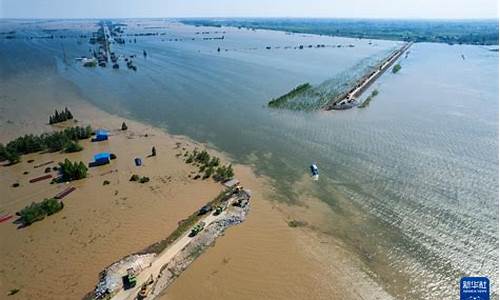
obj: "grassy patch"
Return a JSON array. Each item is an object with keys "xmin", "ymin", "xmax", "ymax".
[{"xmin": 268, "ymin": 83, "xmax": 312, "ymax": 108}]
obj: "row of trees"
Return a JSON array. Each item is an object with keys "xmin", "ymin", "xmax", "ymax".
[
  {"xmin": 18, "ymin": 198, "xmax": 64, "ymax": 226},
  {"xmin": 58, "ymin": 159, "xmax": 88, "ymax": 181},
  {"xmin": 185, "ymin": 149, "xmax": 234, "ymax": 181},
  {"xmin": 49, "ymin": 108, "xmax": 73, "ymax": 124},
  {"xmin": 0, "ymin": 125, "xmax": 92, "ymax": 164}
]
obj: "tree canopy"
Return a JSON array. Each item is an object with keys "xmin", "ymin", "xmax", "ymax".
[{"xmin": 49, "ymin": 107, "xmax": 74, "ymax": 124}]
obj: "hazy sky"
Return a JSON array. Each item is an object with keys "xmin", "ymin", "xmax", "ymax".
[{"xmin": 1, "ymin": 0, "xmax": 498, "ymax": 19}]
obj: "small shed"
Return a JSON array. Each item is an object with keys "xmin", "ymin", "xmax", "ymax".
[
  {"xmin": 95, "ymin": 129, "xmax": 109, "ymax": 141},
  {"xmin": 223, "ymin": 178, "xmax": 240, "ymax": 188},
  {"xmin": 94, "ymin": 152, "xmax": 111, "ymax": 165}
]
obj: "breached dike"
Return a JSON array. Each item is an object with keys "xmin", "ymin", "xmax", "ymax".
[
  {"xmin": 326, "ymin": 42, "xmax": 413, "ymax": 110},
  {"xmin": 86, "ymin": 188, "xmax": 251, "ymax": 300},
  {"xmin": 93, "ymin": 254, "xmax": 157, "ymax": 299},
  {"xmin": 147, "ymin": 198, "xmax": 250, "ymax": 299},
  {"xmin": 267, "ymin": 42, "xmax": 412, "ymax": 111}
]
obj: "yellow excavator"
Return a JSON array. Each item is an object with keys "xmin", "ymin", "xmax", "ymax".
[{"xmin": 137, "ymin": 275, "xmax": 154, "ymax": 299}]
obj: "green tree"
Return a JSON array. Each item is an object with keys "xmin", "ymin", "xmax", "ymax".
[
  {"xmin": 58, "ymin": 159, "xmax": 87, "ymax": 181},
  {"xmin": 19, "ymin": 198, "xmax": 63, "ymax": 225},
  {"xmin": 4, "ymin": 150, "xmax": 20, "ymax": 165},
  {"xmin": 392, "ymin": 63, "xmax": 402, "ymax": 73},
  {"xmin": 64, "ymin": 141, "xmax": 83, "ymax": 153}
]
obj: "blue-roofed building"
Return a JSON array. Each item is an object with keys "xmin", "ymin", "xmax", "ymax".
[
  {"xmin": 94, "ymin": 129, "xmax": 109, "ymax": 141},
  {"xmin": 94, "ymin": 152, "xmax": 111, "ymax": 165}
]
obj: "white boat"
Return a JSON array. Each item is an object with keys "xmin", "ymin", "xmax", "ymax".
[{"xmin": 310, "ymin": 164, "xmax": 319, "ymax": 180}]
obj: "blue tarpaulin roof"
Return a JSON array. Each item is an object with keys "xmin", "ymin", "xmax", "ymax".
[
  {"xmin": 96, "ymin": 129, "xmax": 108, "ymax": 136},
  {"xmin": 94, "ymin": 152, "xmax": 110, "ymax": 161}
]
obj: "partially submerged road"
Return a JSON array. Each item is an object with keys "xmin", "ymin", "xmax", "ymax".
[
  {"xmin": 327, "ymin": 42, "xmax": 413, "ymax": 110},
  {"xmin": 111, "ymin": 197, "xmax": 238, "ymax": 300}
]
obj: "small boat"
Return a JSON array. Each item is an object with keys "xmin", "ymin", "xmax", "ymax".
[{"xmin": 310, "ymin": 164, "xmax": 319, "ymax": 181}]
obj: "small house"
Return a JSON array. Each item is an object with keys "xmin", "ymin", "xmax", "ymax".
[
  {"xmin": 94, "ymin": 129, "xmax": 109, "ymax": 141},
  {"xmin": 93, "ymin": 152, "xmax": 111, "ymax": 166}
]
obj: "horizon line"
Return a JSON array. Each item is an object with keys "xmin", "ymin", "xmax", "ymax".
[{"xmin": 0, "ymin": 16, "xmax": 498, "ymax": 21}]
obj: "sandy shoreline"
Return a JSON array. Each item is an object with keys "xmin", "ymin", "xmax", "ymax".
[{"xmin": 0, "ymin": 67, "xmax": 393, "ymax": 299}]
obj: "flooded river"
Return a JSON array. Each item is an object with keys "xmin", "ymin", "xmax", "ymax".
[{"xmin": 1, "ymin": 19, "xmax": 498, "ymax": 299}]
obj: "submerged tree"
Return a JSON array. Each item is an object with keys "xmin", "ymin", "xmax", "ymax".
[
  {"xmin": 392, "ymin": 63, "xmax": 402, "ymax": 74},
  {"xmin": 58, "ymin": 159, "xmax": 88, "ymax": 181},
  {"xmin": 49, "ymin": 107, "xmax": 74, "ymax": 124},
  {"xmin": 18, "ymin": 198, "xmax": 63, "ymax": 226}
]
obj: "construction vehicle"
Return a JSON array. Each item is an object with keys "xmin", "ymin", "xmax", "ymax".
[
  {"xmin": 123, "ymin": 267, "xmax": 137, "ymax": 290},
  {"xmin": 213, "ymin": 204, "xmax": 226, "ymax": 216},
  {"xmin": 198, "ymin": 204, "xmax": 212, "ymax": 216},
  {"xmin": 189, "ymin": 221, "xmax": 205, "ymax": 237},
  {"xmin": 137, "ymin": 275, "xmax": 154, "ymax": 299}
]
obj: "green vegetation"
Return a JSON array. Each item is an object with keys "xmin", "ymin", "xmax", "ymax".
[
  {"xmin": 264, "ymin": 52, "xmax": 390, "ymax": 111},
  {"xmin": 64, "ymin": 141, "xmax": 83, "ymax": 153},
  {"xmin": 182, "ymin": 19, "xmax": 499, "ymax": 45},
  {"xmin": 392, "ymin": 63, "xmax": 402, "ymax": 73},
  {"xmin": 138, "ymin": 187, "xmax": 236, "ymax": 254},
  {"xmin": 18, "ymin": 198, "xmax": 64, "ymax": 226},
  {"xmin": 184, "ymin": 149, "xmax": 234, "ymax": 182},
  {"xmin": 2, "ymin": 148, "xmax": 20, "ymax": 165},
  {"xmin": 358, "ymin": 89, "xmax": 379, "ymax": 108},
  {"xmin": 139, "ymin": 176, "xmax": 150, "ymax": 183},
  {"xmin": 129, "ymin": 174, "xmax": 150, "ymax": 183},
  {"xmin": 214, "ymin": 164, "xmax": 234, "ymax": 182},
  {"xmin": 268, "ymin": 83, "xmax": 312, "ymax": 108},
  {"xmin": 0, "ymin": 125, "xmax": 92, "ymax": 164},
  {"xmin": 49, "ymin": 107, "xmax": 73, "ymax": 124},
  {"xmin": 58, "ymin": 159, "xmax": 88, "ymax": 181}
]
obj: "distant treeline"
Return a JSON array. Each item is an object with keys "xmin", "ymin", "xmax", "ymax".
[
  {"xmin": 181, "ymin": 19, "xmax": 499, "ymax": 45},
  {"xmin": 0, "ymin": 126, "xmax": 92, "ymax": 164},
  {"xmin": 49, "ymin": 108, "xmax": 73, "ymax": 124}
]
